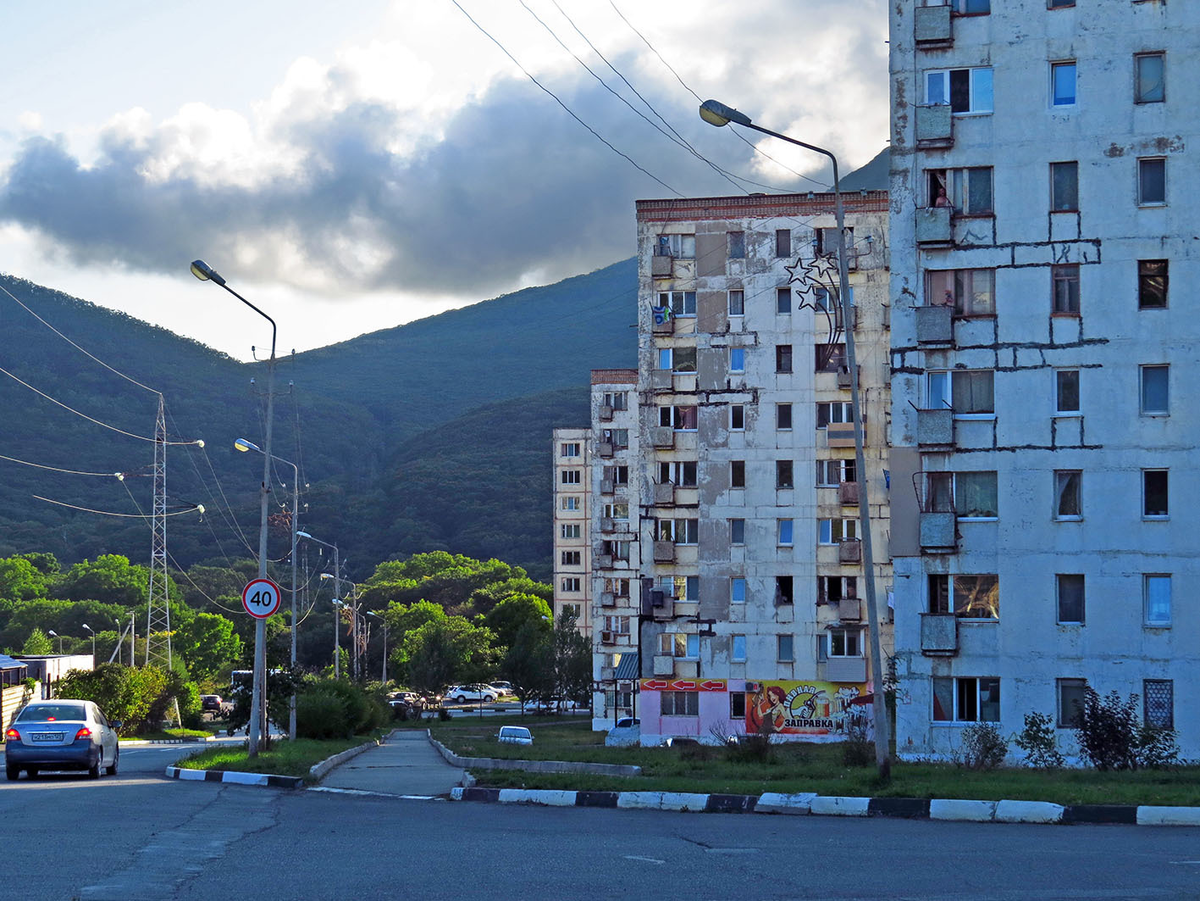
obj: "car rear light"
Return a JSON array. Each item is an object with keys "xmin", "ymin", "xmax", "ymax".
[
  {"xmin": 75, "ymin": 727, "xmax": 92, "ymax": 740},
  {"xmin": 4, "ymin": 728, "xmax": 19, "ymax": 741}
]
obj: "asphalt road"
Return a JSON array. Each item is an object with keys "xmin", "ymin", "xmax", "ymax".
[{"xmin": 3, "ymin": 746, "xmax": 1199, "ymax": 900}]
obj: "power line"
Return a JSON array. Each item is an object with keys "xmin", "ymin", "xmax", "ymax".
[
  {"xmin": 32, "ymin": 494, "xmax": 203, "ymax": 518},
  {"xmin": 0, "ymin": 452, "xmax": 128, "ymax": 478}
]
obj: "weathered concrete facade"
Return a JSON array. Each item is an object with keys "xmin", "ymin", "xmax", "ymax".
[
  {"xmin": 889, "ymin": 0, "xmax": 1200, "ymax": 758},
  {"xmin": 552, "ymin": 427, "xmax": 591, "ymax": 639}
]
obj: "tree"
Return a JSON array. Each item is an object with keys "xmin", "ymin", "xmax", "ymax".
[
  {"xmin": 501, "ymin": 621, "xmax": 554, "ymax": 710},
  {"xmin": 483, "ymin": 593, "xmax": 551, "ymax": 651},
  {"xmin": 56, "ymin": 663, "xmax": 172, "ymax": 735},
  {"xmin": 402, "ymin": 617, "xmax": 497, "ymax": 696},
  {"xmin": 23, "ymin": 627, "xmax": 52, "ymax": 655},
  {"xmin": 56, "ymin": 554, "xmax": 166, "ymax": 607},
  {"xmin": 383, "ymin": 599, "xmax": 447, "ymax": 646},
  {"xmin": 174, "ymin": 612, "xmax": 243, "ymax": 683},
  {"xmin": 551, "ymin": 611, "xmax": 591, "ymax": 708},
  {"xmin": 0, "ymin": 556, "xmax": 48, "ymax": 601},
  {"xmin": 359, "ymin": 553, "xmax": 533, "ymax": 617}
]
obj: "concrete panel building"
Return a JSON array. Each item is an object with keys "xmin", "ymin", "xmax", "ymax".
[
  {"xmin": 889, "ymin": 0, "xmax": 1200, "ymax": 759},
  {"xmin": 552, "ymin": 427, "xmax": 591, "ymax": 637}
]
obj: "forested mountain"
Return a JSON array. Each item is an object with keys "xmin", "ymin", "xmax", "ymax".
[{"xmin": 0, "ymin": 259, "xmax": 635, "ymax": 580}]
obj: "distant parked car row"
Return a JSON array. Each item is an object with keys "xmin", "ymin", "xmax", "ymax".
[{"xmin": 442, "ymin": 683, "xmax": 516, "ymax": 705}]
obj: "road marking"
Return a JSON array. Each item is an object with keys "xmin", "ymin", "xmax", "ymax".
[
  {"xmin": 704, "ymin": 848, "xmax": 760, "ymax": 855},
  {"xmin": 624, "ymin": 855, "xmax": 666, "ymax": 865},
  {"xmin": 308, "ymin": 786, "xmax": 441, "ymax": 801},
  {"xmin": 1169, "ymin": 861, "xmax": 1200, "ymax": 866}
]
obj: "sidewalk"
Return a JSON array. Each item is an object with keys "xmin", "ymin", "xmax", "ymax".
[{"xmin": 317, "ymin": 730, "xmax": 464, "ymax": 797}]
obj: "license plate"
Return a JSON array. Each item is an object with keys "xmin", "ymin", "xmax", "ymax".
[{"xmin": 31, "ymin": 732, "xmax": 63, "ymax": 742}]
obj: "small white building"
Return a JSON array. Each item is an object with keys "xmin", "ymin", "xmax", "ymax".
[{"xmin": 17, "ymin": 654, "xmax": 95, "ymax": 699}]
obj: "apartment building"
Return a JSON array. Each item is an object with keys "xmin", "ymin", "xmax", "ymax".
[
  {"xmin": 552, "ymin": 427, "xmax": 591, "ymax": 638},
  {"xmin": 586, "ymin": 192, "xmax": 892, "ymax": 743},
  {"xmin": 889, "ymin": 0, "xmax": 1200, "ymax": 759}
]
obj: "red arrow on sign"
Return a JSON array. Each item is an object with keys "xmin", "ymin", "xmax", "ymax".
[
  {"xmin": 699, "ymin": 680, "xmax": 726, "ymax": 691},
  {"xmin": 671, "ymin": 680, "xmax": 697, "ymax": 690},
  {"xmin": 641, "ymin": 680, "xmax": 668, "ymax": 690}
]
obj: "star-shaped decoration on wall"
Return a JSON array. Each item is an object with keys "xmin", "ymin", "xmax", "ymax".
[{"xmin": 786, "ymin": 253, "xmax": 841, "ymax": 311}]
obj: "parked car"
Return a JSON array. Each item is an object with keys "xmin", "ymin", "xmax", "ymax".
[
  {"xmin": 497, "ymin": 726, "xmax": 533, "ymax": 746},
  {"xmin": 614, "ymin": 717, "xmax": 640, "ymax": 729},
  {"xmin": 444, "ymin": 685, "xmax": 496, "ymax": 704},
  {"xmin": 606, "ymin": 716, "xmax": 640, "ymax": 748},
  {"xmin": 389, "ymin": 691, "xmax": 426, "ymax": 711},
  {"xmin": 5, "ymin": 700, "xmax": 121, "ymax": 780},
  {"xmin": 488, "ymin": 681, "xmax": 514, "ymax": 697}
]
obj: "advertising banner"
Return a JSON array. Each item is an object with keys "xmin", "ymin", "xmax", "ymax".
[
  {"xmin": 639, "ymin": 678, "xmax": 726, "ymax": 692},
  {"xmin": 745, "ymin": 681, "xmax": 871, "ymax": 735}
]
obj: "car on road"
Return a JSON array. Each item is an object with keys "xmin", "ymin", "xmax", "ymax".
[
  {"xmin": 497, "ymin": 726, "xmax": 533, "ymax": 746},
  {"xmin": 5, "ymin": 700, "xmax": 120, "ymax": 780},
  {"xmin": 488, "ymin": 681, "xmax": 514, "ymax": 697},
  {"xmin": 444, "ymin": 684, "xmax": 497, "ymax": 704}
]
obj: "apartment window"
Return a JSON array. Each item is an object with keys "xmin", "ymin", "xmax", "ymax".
[
  {"xmin": 1052, "ymin": 265, "xmax": 1080, "ymax": 314},
  {"xmin": 1057, "ymin": 679, "xmax": 1087, "ymax": 728},
  {"xmin": 775, "ymin": 576, "xmax": 794, "ymax": 606},
  {"xmin": 602, "ymin": 391, "xmax": 628, "ymax": 411},
  {"xmin": 828, "ymin": 628, "xmax": 862, "ymax": 658},
  {"xmin": 817, "ymin": 459, "xmax": 856, "ymax": 486},
  {"xmin": 1143, "ymin": 470, "xmax": 1168, "ymax": 518},
  {"xmin": 659, "ymin": 405, "xmax": 698, "ymax": 431},
  {"xmin": 1134, "ymin": 53, "xmax": 1165, "ymax": 104},
  {"xmin": 660, "ymin": 633, "xmax": 699, "ymax": 659},
  {"xmin": 1054, "ymin": 471, "xmax": 1082, "ymax": 519},
  {"xmin": 1138, "ymin": 158, "xmax": 1166, "ymax": 206},
  {"xmin": 1050, "ymin": 161, "xmax": 1078, "ymax": 211},
  {"xmin": 815, "ymin": 227, "xmax": 855, "ymax": 257},
  {"xmin": 1140, "ymin": 365, "xmax": 1169, "ymax": 415},
  {"xmin": 1138, "ymin": 260, "xmax": 1168, "ymax": 308},
  {"xmin": 925, "ymin": 269, "xmax": 995, "ymax": 316},
  {"xmin": 818, "ymin": 575, "xmax": 857, "ymax": 605},
  {"xmin": 728, "ymin": 230, "xmax": 745, "ymax": 259},
  {"xmin": 731, "ymin": 634, "xmax": 747, "ymax": 663},
  {"xmin": 560, "ymin": 496, "xmax": 579, "ymax": 511},
  {"xmin": 601, "ymin": 428, "xmax": 629, "ymax": 449},
  {"xmin": 730, "ymin": 519, "xmax": 746, "ymax": 545},
  {"xmin": 777, "ymin": 403, "xmax": 793, "ymax": 430},
  {"xmin": 1144, "ymin": 680, "xmax": 1174, "ymax": 729},
  {"xmin": 561, "ymin": 470, "xmax": 581, "ymax": 485},
  {"xmin": 819, "ymin": 518, "xmax": 858, "ymax": 545},
  {"xmin": 925, "ymin": 67, "xmax": 993, "ymax": 114},
  {"xmin": 660, "ymin": 291, "xmax": 697, "ymax": 318},
  {"xmin": 561, "ymin": 577, "xmax": 581, "ymax": 592},
  {"xmin": 603, "ymin": 616, "xmax": 630, "ymax": 635},
  {"xmin": 776, "ymin": 460, "xmax": 794, "ymax": 489},
  {"xmin": 776, "ymin": 287, "xmax": 792, "ymax": 314},
  {"xmin": 928, "ymin": 574, "xmax": 999, "ymax": 619},
  {"xmin": 1144, "ymin": 574, "xmax": 1171, "ymax": 626},
  {"xmin": 731, "ymin": 577, "xmax": 746, "ymax": 604},
  {"xmin": 604, "ymin": 578, "xmax": 630, "ymax": 597},
  {"xmin": 675, "ymin": 575, "xmax": 700, "ymax": 603},
  {"xmin": 1051, "ymin": 61, "xmax": 1076, "ymax": 107},
  {"xmin": 659, "ymin": 460, "xmax": 697, "ymax": 488},
  {"xmin": 1047, "ymin": 0, "xmax": 1074, "ymax": 7},
  {"xmin": 956, "ymin": 472, "xmax": 998, "ymax": 519},
  {"xmin": 816, "ymin": 402, "xmax": 855, "ymax": 428},
  {"xmin": 1055, "ymin": 370, "xmax": 1080, "ymax": 415},
  {"xmin": 602, "ymin": 503, "xmax": 629, "ymax": 521},
  {"xmin": 730, "ymin": 347, "xmax": 745, "ymax": 373},
  {"xmin": 777, "ymin": 519, "xmax": 794, "ymax": 546},
  {"xmin": 730, "ymin": 405, "xmax": 745, "ymax": 430},
  {"xmin": 933, "ymin": 677, "xmax": 1000, "ymax": 723},
  {"xmin": 816, "ymin": 342, "xmax": 846, "ymax": 374},
  {"xmin": 661, "ymin": 691, "xmax": 699, "ymax": 717},
  {"xmin": 730, "ymin": 692, "xmax": 746, "ymax": 719},
  {"xmin": 926, "ymin": 370, "xmax": 994, "ymax": 416},
  {"xmin": 671, "ymin": 346, "xmax": 697, "ymax": 373},
  {"xmin": 560, "ymin": 524, "xmax": 581, "ymax": 539},
  {"xmin": 775, "ymin": 229, "xmax": 791, "ymax": 257},
  {"xmin": 560, "ymin": 551, "xmax": 581, "ymax": 566},
  {"xmin": 730, "ymin": 460, "xmax": 745, "ymax": 489},
  {"xmin": 1057, "ymin": 574, "xmax": 1085, "ymax": 624},
  {"xmin": 728, "ymin": 290, "xmax": 745, "ymax": 316},
  {"xmin": 776, "ymin": 345, "xmax": 793, "ymax": 373},
  {"xmin": 658, "ymin": 518, "xmax": 699, "ymax": 545},
  {"xmin": 655, "ymin": 234, "xmax": 695, "ymax": 259},
  {"xmin": 604, "ymin": 465, "xmax": 629, "ymax": 486},
  {"xmin": 560, "ymin": 442, "xmax": 580, "ymax": 457},
  {"xmin": 928, "ymin": 167, "xmax": 993, "ymax": 216},
  {"xmin": 777, "ymin": 634, "xmax": 795, "ymax": 663}
]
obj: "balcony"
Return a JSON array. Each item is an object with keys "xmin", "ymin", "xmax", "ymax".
[
  {"xmin": 653, "ymin": 481, "xmax": 676, "ymax": 506},
  {"xmin": 838, "ymin": 481, "xmax": 860, "ymax": 506},
  {"xmin": 650, "ymin": 427, "xmax": 675, "ymax": 449},
  {"xmin": 914, "ymin": 3, "xmax": 952, "ymax": 47},
  {"xmin": 650, "ymin": 370, "xmax": 673, "ymax": 391},
  {"xmin": 600, "ymin": 478, "xmax": 615, "ymax": 495},
  {"xmin": 600, "ymin": 591, "xmax": 615, "ymax": 607},
  {"xmin": 921, "ymin": 613, "xmax": 958, "ymax": 655},
  {"xmin": 920, "ymin": 512, "xmax": 957, "ymax": 551},
  {"xmin": 600, "ymin": 517, "xmax": 615, "ymax": 533},
  {"xmin": 652, "ymin": 317, "xmax": 674, "ymax": 335},
  {"xmin": 839, "ymin": 539, "xmax": 863, "ymax": 564},
  {"xmin": 651, "ymin": 255, "xmax": 673, "ymax": 278},
  {"xmin": 915, "ymin": 304, "xmax": 954, "ymax": 344},
  {"xmin": 595, "ymin": 554, "xmax": 614, "ymax": 569},
  {"xmin": 916, "ymin": 207, "xmax": 953, "ymax": 247},
  {"xmin": 824, "ymin": 656, "xmax": 867, "ymax": 683},
  {"xmin": 652, "ymin": 655, "xmax": 675, "ymax": 676},
  {"xmin": 836, "ymin": 365, "xmax": 859, "ymax": 389},
  {"xmin": 653, "ymin": 541, "xmax": 676, "ymax": 563},
  {"xmin": 600, "ymin": 630, "xmax": 614, "ymax": 645},
  {"xmin": 915, "ymin": 104, "xmax": 953, "ymax": 148},
  {"xmin": 917, "ymin": 408, "xmax": 954, "ymax": 447},
  {"xmin": 598, "ymin": 442, "xmax": 614, "ymax": 458},
  {"xmin": 836, "ymin": 597, "xmax": 862, "ymax": 622},
  {"xmin": 598, "ymin": 404, "xmax": 613, "ymax": 422},
  {"xmin": 826, "ymin": 422, "xmax": 857, "ymax": 448}
]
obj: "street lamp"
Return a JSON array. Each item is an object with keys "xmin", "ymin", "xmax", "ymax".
[
  {"xmin": 82, "ymin": 623, "xmax": 96, "ymax": 660},
  {"xmin": 330, "ymin": 596, "xmax": 346, "ymax": 679},
  {"xmin": 366, "ymin": 611, "xmax": 387, "ymax": 685},
  {"xmin": 237, "ymin": 437, "xmax": 302, "ymax": 741},
  {"xmin": 699, "ymin": 100, "xmax": 892, "ymax": 778},
  {"xmin": 48, "ymin": 630, "xmax": 62, "ymax": 654},
  {"xmin": 302, "ymin": 532, "xmax": 350, "ymax": 677},
  {"xmin": 191, "ymin": 258, "xmax": 278, "ymax": 758}
]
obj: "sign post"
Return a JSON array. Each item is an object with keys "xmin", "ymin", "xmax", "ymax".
[{"xmin": 242, "ymin": 578, "xmax": 281, "ymax": 745}]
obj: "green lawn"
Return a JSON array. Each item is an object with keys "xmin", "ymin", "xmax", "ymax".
[
  {"xmin": 431, "ymin": 720, "xmax": 1200, "ymax": 807},
  {"xmin": 121, "ymin": 727, "xmax": 214, "ymax": 742},
  {"xmin": 176, "ymin": 735, "xmax": 381, "ymax": 779}
]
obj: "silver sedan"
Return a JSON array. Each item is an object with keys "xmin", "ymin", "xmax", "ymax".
[{"xmin": 5, "ymin": 699, "xmax": 120, "ymax": 780}]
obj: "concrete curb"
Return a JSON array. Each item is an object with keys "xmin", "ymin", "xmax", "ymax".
[
  {"xmin": 164, "ymin": 766, "xmax": 304, "ymax": 789},
  {"xmin": 121, "ymin": 736, "xmax": 213, "ymax": 746},
  {"xmin": 309, "ymin": 734, "xmax": 388, "ymax": 781},
  {"xmin": 446, "ymin": 787, "xmax": 1200, "ymax": 827},
  {"xmin": 427, "ymin": 732, "xmax": 641, "ymax": 777}
]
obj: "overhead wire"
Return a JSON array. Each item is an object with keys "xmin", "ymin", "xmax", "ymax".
[
  {"xmin": 0, "ymin": 453, "xmax": 128, "ymax": 478},
  {"xmin": 33, "ymin": 495, "xmax": 202, "ymax": 518}
]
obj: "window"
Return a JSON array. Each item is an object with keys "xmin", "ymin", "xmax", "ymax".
[
  {"xmin": 730, "ymin": 692, "xmax": 746, "ymax": 718},
  {"xmin": 777, "ymin": 519, "xmax": 794, "ymax": 546},
  {"xmin": 816, "ymin": 402, "xmax": 855, "ymax": 428},
  {"xmin": 1144, "ymin": 574, "xmax": 1171, "ymax": 626},
  {"xmin": 730, "ymin": 405, "xmax": 745, "ymax": 430},
  {"xmin": 603, "ymin": 391, "xmax": 628, "ymax": 411},
  {"xmin": 1054, "ymin": 470, "xmax": 1082, "ymax": 519},
  {"xmin": 1134, "ymin": 53, "xmax": 1165, "ymax": 104},
  {"xmin": 1048, "ymin": 0, "xmax": 1074, "ymax": 7},
  {"xmin": 1140, "ymin": 365, "xmax": 1169, "ymax": 415},
  {"xmin": 776, "ymin": 345, "xmax": 793, "ymax": 373},
  {"xmin": 1055, "ymin": 370, "xmax": 1080, "ymax": 415},
  {"xmin": 731, "ymin": 634, "xmax": 747, "ymax": 663},
  {"xmin": 731, "ymin": 577, "xmax": 746, "ymax": 604},
  {"xmin": 603, "ymin": 465, "xmax": 629, "ymax": 486},
  {"xmin": 818, "ymin": 575, "xmax": 857, "ymax": 605},
  {"xmin": 819, "ymin": 518, "xmax": 858, "ymax": 545},
  {"xmin": 775, "ymin": 229, "xmax": 791, "ymax": 258},
  {"xmin": 776, "ymin": 287, "xmax": 792, "ymax": 314},
  {"xmin": 603, "ymin": 616, "xmax": 630, "ymax": 635},
  {"xmin": 775, "ymin": 575, "xmax": 794, "ymax": 606},
  {"xmin": 601, "ymin": 428, "xmax": 629, "ymax": 448},
  {"xmin": 816, "ymin": 343, "xmax": 846, "ymax": 374},
  {"xmin": 776, "ymin": 404, "xmax": 793, "ymax": 430},
  {"xmin": 560, "ymin": 496, "xmax": 579, "ymax": 511},
  {"xmin": 728, "ymin": 290, "xmax": 745, "ymax": 316},
  {"xmin": 561, "ymin": 470, "xmax": 581, "ymax": 485},
  {"xmin": 1057, "ymin": 679, "xmax": 1087, "ymax": 728},
  {"xmin": 827, "ymin": 628, "xmax": 862, "ymax": 658},
  {"xmin": 676, "ymin": 575, "xmax": 700, "ymax": 603},
  {"xmin": 659, "ymin": 290, "xmax": 697, "ymax": 317},
  {"xmin": 817, "ymin": 459, "xmax": 856, "ymax": 486},
  {"xmin": 925, "ymin": 67, "xmax": 993, "ymax": 114},
  {"xmin": 928, "ymin": 574, "xmax": 999, "ymax": 619},
  {"xmin": 1144, "ymin": 680, "xmax": 1174, "ymax": 729},
  {"xmin": 730, "ymin": 460, "xmax": 745, "ymax": 489},
  {"xmin": 561, "ymin": 577, "xmax": 580, "ymax": 592},
  {"xmin": 1138, "ymin": 158, "xmax": 1166, "ymax": 205},
  {"xmin": 925, "ymin": 269, "xmax": 995, "ymax": 316},
  {"xmin": 560, "ymin": 442, "xmax": 580, "ymax": 457},
  {"xmin": 730, "ymin": 519, "xmax": 745, "ymax": 545},
  {"xmin": 956, "ymin": 471, "xmax": 998, "ymax": 518},
  {"xmin": 659, "ymin": 405, "xmax": 698, "ymax": 431},
  {"xmin": 658, "ymin": 518, "xmax": 698, "ymax": 545},
  {"xmin": 560, "ymin": 551, "xmax": 581, "ymax": 566},
  {"xmin": 777, "ymin": 634, "xmax": 794, "ymax": 663},
  {"xmin": 948, "ymin": 0, "xmax": 989, "ymax": 11},
  {"xmin": 1051, "ymin": 61, "xmax": 1076, "ymax": 106},
  {"xmin": 601, "ymin": 539, "xmax": 630, "ymax": 561},
  {"xmin": 604, "ymin": 578, "xmax": 630, "ymax": 597},
  {"xmin": 1143, "ymin": 470, "xmax": 1168, "ymax": 518},
  {"xmin": 730, "ymin": 347, "xmax": 745, "ymax": 373},
  {"xmin": 926, "ymin": 370, "xmax": 994, "ymax": 415},
  {"xmin": 933, "ymin": 677, "xmax": 1000, "ymax": 723},
  {"xmin": 1138, "ymin": 260, "xmax": 1168, "ymax": 308},
  {"xmin": 1050, "ymin": 161, "xmax": 1078, "ymax": 211},
  {"xmin": 659, "ymin": 460, "xmax": 697, "ymax": 487},
  {"xmin": 655, "ymin": 234, "xmax": 695, "ymax": 259},
  {"xmin": 1057, "ymin": 574, "xmax": 1085, "ymax": 624},
  {"xmin": 658, "ymin": 346, "xmax": 696, "ymax": 373},
  {"xmin": 659, "ymin": 633, "xmax": 699, "ymax": 659},
  {"xmin": 728, "ymin": 231, "xmax": 745, "ymax": 259},
  {"xmin": 1052, "ymin": 265, "xmax": 1080, "ymax": 314},
  {"xmin": 661, "ymin": 691, "xmax": 699, "ymax": 717},
  {"xmin": 776, "ymin": 460, "xmax": 794, "ymax": 489},
  {"xmin": 560, "ymin": 524, "xmax": 581, "ymax": 539},
  {"xmin": 815, "ymin": 226, "xmax": 854, "ymax": 257},
  {"xmin": 927, "ymin": 167, "xmax": 993, "ymax": 215},
  {"xmin": 602, "ymin": 503, "xmax": 629, "ymax": 521}
]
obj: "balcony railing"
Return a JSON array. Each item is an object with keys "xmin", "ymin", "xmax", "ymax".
[
  {"xmin": 914, "ymin": 4, "xmax": 952, "ymax": 47},
  {"xmin": 916, "ymin": 408, "xmax": 954, "ymax": 447},
  {"xmin": 915, "ymin": 304, "xmax": 953, "ymax": 344},
  {"xmin": 839, "ymin": 539, "xmax": 863, "ymax": 564},
  {"xmin": 920, "ymin": 512, "xmax": 957, "ymax": 551},
  {"xmin": 921, "ymin": 613, "xmax": 958, "ymax": 655},
  {"xmin": 650, "ymin": 427, "xmax": 675, "ymax": 449},
  {"xmin": 916, "ymin": 207, "xmax": 953, "ymax": 246},
  {"xmin": 838, "ymin": 481, "xmax": 861, "ymax": 506},
  {"xmin": 916, "ymin": 104, "xmax": 953, "ymax": 148},
  {"xmin": 653, "ymin": 541, "xmax": 675, "ymax": 563}
]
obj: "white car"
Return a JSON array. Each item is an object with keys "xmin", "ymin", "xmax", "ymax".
[
  {"xmin": 445, "ymin": 685, "xmax": 496, "ymax": 704},
  {"xmin": 497, "ymin": 726, "xmax": 533, "ymax": 746},
  {"xmin": 488, "ymin": 682, "xmax": 514, "ymax": 697}
]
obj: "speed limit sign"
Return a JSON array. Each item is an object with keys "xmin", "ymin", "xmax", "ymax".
[{"xmin": 242, "ymin": 578, "xmax": 283, "ymax": 619}]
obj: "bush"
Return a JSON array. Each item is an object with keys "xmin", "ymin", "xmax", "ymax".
[
  {"xmin": 295, "ymin": 679, "xmax": 389, "ymax": 740},
  {"xmin": 1135, "ymin": 724, "xmax": 1181, "ymax": 769},
  {"xmin": 841, "ymin": 723, "xmax": 874, "ymax": 768},
  {"xmin": 956, "ymin": 723, "xmax": 1007, "ymax": 770},
  {"xmin": 1013, "ymin": 712, "xmax": 1064, "ymax": 768}
]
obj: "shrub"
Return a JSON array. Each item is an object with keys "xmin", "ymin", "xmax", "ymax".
[
  {"xmin": 1075, "ymin": 688, "xmax": 1140, "ymax": 771},
  {"xmin": 841, "ymin": 723, "xmax": 874, "ymax": 768},
  {"xmin": 1134, "ymin": 724, "xmax": 1180, "ymax": 769},
  {"xmin": 295, "ymin": 679, "xmax": 389, "ymax": 740},
  {"xmin": 721, "ymin": 720, "xmax": 777, "ymax": 765},
  {"xmin": 957, "ymin": 723, "xmax": 1007, "ymax": 770},
  {"xmin": 1013, "ymin": 712, "xmax": 1064, "ymax": 768}
]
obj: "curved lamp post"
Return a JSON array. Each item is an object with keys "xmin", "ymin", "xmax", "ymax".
[
  {"xmin": 366, "ymin": 611, "xmax": 387, "ymax": 685},
  {"xmin": 48, "ymin": 630, "xmax": 62, "ymax": 655},
  {"xmin": 190, "ymin": 259, "xmax": 277, "ymax": 758},
  {"xmin": 699, "ymin": 100, "xmax": 891, "ymax": 777},
  {"xmin": 82, "ymin": 623, "xmax": 96, "ymax": 660}
]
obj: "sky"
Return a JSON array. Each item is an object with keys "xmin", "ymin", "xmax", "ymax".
[{"xmin": 0, "ymin": 0, "xmax": 889, "ymax": 360}]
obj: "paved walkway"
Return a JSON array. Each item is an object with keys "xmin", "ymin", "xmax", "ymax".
[{"xmin": 318, "ymin": 730, "xmax": 463, "ymax": 797}]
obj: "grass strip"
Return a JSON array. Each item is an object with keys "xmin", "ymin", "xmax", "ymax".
[{"xmin": 176, "ymin": 735, "xmax": 381, "ymax": 779}]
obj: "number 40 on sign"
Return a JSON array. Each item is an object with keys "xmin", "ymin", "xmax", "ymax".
[{"xmin": 242, "ymin": 578, "xmax": 282, "ymax": 619}]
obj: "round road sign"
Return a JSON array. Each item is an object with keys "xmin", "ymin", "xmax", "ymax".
[{"xmin": 242, "ymin": 578, "xmax": 283, "ymax": 619}]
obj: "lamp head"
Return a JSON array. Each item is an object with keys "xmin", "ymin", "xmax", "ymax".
[
  {"xmin": 82, "ymin": 623, "xmax": 93, "ymax": 633},
  {"xmin": 296, "ymin": 530, "xmax": 312, "ymax": 540},
  {"xmin": 699, "ymin": 99, "xmax": 752, "ymax": 128},
  {"xmin": 234, "ymin": 437, "xmax": 260, "ymax": 454},
  {"xmin": 189, "ymin": 259, "xmax": 226, "ymax": 286},
  {"xmin": 48, "ymin": 630, "xmax": 57, "ymax": 637}
]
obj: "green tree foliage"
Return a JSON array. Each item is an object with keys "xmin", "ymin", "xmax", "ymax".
[
  {"xmin": 0, "ymin": 598, "xmax": 128, "ymax": 652},
  {"xmin": 468, "ymin": 576, "xmax": 553, "ymax": 618},
  {"xmin": 501, "ymin": 622, "xmax": 554, "ymax": 707},
  {"xmin": 383, "ymin": 599, "xmax": 447, "ymax": 649},
  {"xmin": 295, "ymin": 677, "xmax": 388, "ymax": 739},
  {"xmin": 56, "ymin": 554, "xmax": 164, "ymax": 607},
  {"xmin": 360, "ymin": 552, "xmax": 529, "ymax": 616},
  {"xmin": 552, "ymin": 611, "xmax": 592, "ymax": 705},
  {"xmin": 55, "ymin": 663, "xmax": 176, "ymax": 735},
  {"xmin": 401, "ymin": 617, "xmax": 497, "ymax": 696},
  {"xmin": 483, "ymin": 593, "xmax": 552, "ymax": 651},
  {"xmin": 174, "ymin": 612, "xmax": 242, "ymax": 683},
  {"xmin": 0, "ymin": 556, "xmax": 49, "ymax": 601},
  {"xmin": 20, "ymin": 552, "xmax": 60, "ymax": 576},
  {"xmin": 22, "ymin": 627, "xmax": 53, "ymax": 655}
]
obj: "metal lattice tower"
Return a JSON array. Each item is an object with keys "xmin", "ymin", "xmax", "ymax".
[{"xmin": 145, "ymin": 396, "xmax": 172, "ymax": 668}]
